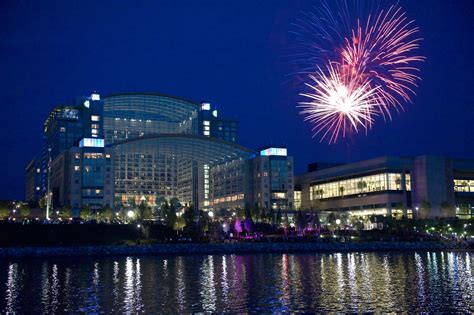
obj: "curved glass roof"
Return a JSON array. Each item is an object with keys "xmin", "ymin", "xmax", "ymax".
[
  {"xmin": 104, "ymin": 93, "xmax": 199, "ymax": 123},
  {"xmin": 110, "ymin": 134, "xmax": 255, "ymax": 165}
]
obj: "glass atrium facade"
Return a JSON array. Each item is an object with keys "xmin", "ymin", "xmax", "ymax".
[
  {"xmin": 104, "ymin": 93, "xmax": 199, "ymax": 144},
  {"xmin": 310, "ymin": 172, "xmax": 411, "ymax": 201},
  {"xmin": 103, "ymin": 93, "xmax": 255, "ymax": 210},
  {"xmin": 111, "ymin": 135, "xmax": 254, "ymax": 210}
]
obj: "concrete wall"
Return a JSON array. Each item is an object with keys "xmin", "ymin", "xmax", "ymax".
[{"xmin": 412, "ymin": 156, "xmax": 455, "ymax": 218}]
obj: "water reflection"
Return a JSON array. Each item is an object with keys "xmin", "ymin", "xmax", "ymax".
[
  {"xmin": 123, "ymin": 257, "xmax": 143, "ymax": 312},
  {"xmin": 0, "ymin": 252, "xmax": 472, "ymax": 313}
]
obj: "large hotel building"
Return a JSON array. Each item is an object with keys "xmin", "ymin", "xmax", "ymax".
[
  {"xmin": 25, "ymin": 92, "xmax": 293, "ymax": 215},
  {"xmin": 26, "ymin": 91, "xmax": 473, "ymax": 219}
]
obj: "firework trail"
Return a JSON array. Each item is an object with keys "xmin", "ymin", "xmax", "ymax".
[{"xmin": 294, "ymin": 1, "xmax": 424, "ymax": 143}]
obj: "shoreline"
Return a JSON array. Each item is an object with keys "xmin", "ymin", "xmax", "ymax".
[{"xmin": 0, "ymin": 241, "xmax": 471, "ymax": 258}]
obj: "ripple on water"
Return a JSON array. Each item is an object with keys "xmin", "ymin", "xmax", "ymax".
[{"xmin": 0, "ymin": 252, "xmax": 472, "ymax": 313}]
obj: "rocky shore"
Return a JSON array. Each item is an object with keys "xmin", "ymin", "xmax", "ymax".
[{"xmin": 0, "ymin": 241, "xmax": 471, "ymax": 258}]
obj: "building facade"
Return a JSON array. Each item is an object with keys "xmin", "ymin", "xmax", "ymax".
[
  {"xmin": 295, "ymin": 156, "xmax": 474, "ymax": 219},
  {"xmin": 102, "ymin": 93, "xmax": 254, "ymax": 212},
  {"xmin": 49, "ymin": 144, "xmax": 114, "ymax": 212},
  {"xmin": 249, "ymin": 147, "xmax": 294, "ymax": 211},
  {"xmin": 27, "ymin": 91, "xmax": 296, "ymax": 215},
  {"xmin": 25, "ymin": 158, "xmax": 42, "ymax": 203}
]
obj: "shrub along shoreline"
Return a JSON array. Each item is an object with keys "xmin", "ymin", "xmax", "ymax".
[{"xmin": 0, "ymin": 241, "xmax": 470, "ymax": 258}]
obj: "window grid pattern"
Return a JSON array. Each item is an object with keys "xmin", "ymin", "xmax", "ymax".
[
  {"xmin": 104, "ymin": 94, "xmax": 199, "ymax": 144},
  {"xmin": 454, "ymin": 179, "xmax": 474, "ymax": 192},
  {"xmin": 310, "ymin": 172, "xmax": 410, "ymax": 200}
]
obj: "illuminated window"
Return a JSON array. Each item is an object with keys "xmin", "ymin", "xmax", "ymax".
[
  {"xmin": 91, "ymin": 115, "xmax": 100, "ymax": 121},
  {"xmin": 91, "ymin": 124, "xmax": 99, "ymax": 129},
  {"xmin": 309, "ymin": 172, "xmax": 407, "ymax": 200},
  {"xmin": 74, "ymin": 153, "xmax": 80, "ymax": 159},
  {"xmin": 36, "ymin": 168, "xmax": 40, "ymax": 173},
  {"xmin": 79, "ymin": 138, "xmax": 104, "ymax": 147},
  {"xmin": 74, "ymin": 166, "xmax": 80, "ymax": 172},
  {"xmin": 90, "ymin": 93, "xmax": 100, "ymax": 101},
  {"xmin": 203, "ymin": 121, "xmax": 210, "ymax": 126},
  {"xmin": 272, "ymin": 192, "xmax": 287, "ymax": 199},
  {"xmin": 201, "ymin": 103, "xmax": 210, "ymax": 110},
  {"xmin": 105, "ymin": 154, "xmax": 111, "ymax": 159},
  {"xmin": 203, "ymin": 131, "xmax": 210, "ymax": 136},
  {"xmin": 91, "ymin": 129, "xmax": 98, "ymax": 135},
  {"xmin": 84, "ymin": 153, "xmax": 103, "ymax": 159},
  {"xmin": 60, "ymin": 127, "xmax": 66, "ymax": 132},
  {"xmin": 454, "ymin": 179, "xmax": 474, "ymax": 192},
  {"xmin": 36, "ymin": 186, "xmax": 40, "ymax": 191}
]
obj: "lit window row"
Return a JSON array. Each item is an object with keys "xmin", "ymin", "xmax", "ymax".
[
  {"xmin": 454, "ymin": 179, "xmax": 474, "ymax": 192},
  {"xmin": 310, "ymin": 172, "xmax": 411, "ymax": 200}
]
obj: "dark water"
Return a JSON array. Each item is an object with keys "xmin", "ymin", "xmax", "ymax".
[{"xmin": 1, "ymin": 252, "xmax": 472, "ymax": 313}]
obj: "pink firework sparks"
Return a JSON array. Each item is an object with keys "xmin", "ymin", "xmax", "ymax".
[
  {"xmin": 340, "ymin": 5, "xmax": 425, "ymax": 116},
  {"xmin": 296, "ymin": 1, "xmax": 424, "ymax": 143}
]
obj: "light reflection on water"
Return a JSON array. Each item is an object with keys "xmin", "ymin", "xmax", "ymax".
[{"xmin": 0, "ymin": 252, "xmax": 472, "ymax": 313}]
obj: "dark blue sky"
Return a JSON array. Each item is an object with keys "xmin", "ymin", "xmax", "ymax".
[{"xmin": 0, "ymin": 0, "xmax": 473, "ymax": 200}]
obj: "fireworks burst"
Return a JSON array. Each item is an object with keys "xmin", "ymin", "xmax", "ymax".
[
  {"xmin": 299, "ymin": 63, "xmax": 381, "ymax": 144},
  {"xmin": 295, "ymin": 1, "xmax": 425, "ymax": 143}
]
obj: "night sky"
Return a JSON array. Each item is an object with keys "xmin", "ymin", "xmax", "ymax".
[{"xmin": 0, "ymin": 0, "xmax": 473, "ymax": 200}]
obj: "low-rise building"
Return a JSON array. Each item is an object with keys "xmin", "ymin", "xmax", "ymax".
[{"xmin": 295, "ymin": 156, "xmax": 474, "ymax": 219}]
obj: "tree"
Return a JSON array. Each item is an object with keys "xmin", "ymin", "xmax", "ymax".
[
  {"xmin": 183, "ymin": 205, "xmax": 195, "ymax": 227},
  {"xmin": 440, "ymin": 201, "xmax": 454, "ymax": 217},
  {"xmin": 268, "ymin": 208, "xmax": 275, "ymax": 225},
  {"xmin": 282, "ymin": 212, "xmax": 289, "ymax": 236},
  {"xmin": 275, "ymin": 208, "xmax": 282, "ymax": 226},
  {"xmin": 38, "ymin": 196, "xmax": 47, "ymax": 209},
  {"xmin": 160, "ymin": 201, "xmax": 176, "ymax": 228},
  {"xmin": 234, "ymin": 217, "xmax": 243, "ymax": 235},
  {"xmin": 260, "ymin": 207, "xmax": 267, "ymax": 223},
  {"xmin": 420, "ymin": 200, "xmax": 431, "ymax": 218},
  {"xmin": 60, "ymin": 206, "xmax": 73, "ymax": 218},
  {"xmin": 80, "ymin": 206, "xmax": 91, "ymax": 221},
  {"xmin": 243, "ymin": 217, "xmax": 254, "ymax": 234},
  {"xmin": 296, "ymin": 210, "xmax": 306, "ymax": 235},
  {"xmin": 236, "ymin": 207, "xmax": 245, "ymax": 219},
  {"xmin": 102, "ymin": 206, "xmax": 114, "ymax": 222},
  {"xmin": 200, "ymin": 210, "xmax": 210, "ymax": 233},
  {"xmin": 0, "ymin": 201, "xmax": 10, "ymax": 219},
  {"xmin": 244, "ymin": 202, "xmax": 251, "ymax": 219},
  {"xmin": 175, "ymin": 216, "xmax": 186, "ymax": 231},
  {"xmin": 251, "ymin": 203, "xmax": 261, "ymax": 223},
  {"xmin": 128, "ymin": 197, "xmax": 136, "ymax": 209},
  {"xmin": 169, "ymin": 197, "xmax": 181, "ymax": 210},
  {"xmin": 327, "ymin": 212, "xmax": 337, "ymax": 225},
  {"xmin": 137, "ymin": 201, "xmax": 152, "ymax": 221}
]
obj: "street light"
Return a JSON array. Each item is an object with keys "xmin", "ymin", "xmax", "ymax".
[
  {"xmin": 335, "ymin": 219, "xmax": 341, "ymax": 225},
  {"xmin": 127, "ymin": 210, "xmax": 134, "ymax": 218},
  {"xmin": 208, "ymin": 211, "xmax": 214, "ymax": 218}
]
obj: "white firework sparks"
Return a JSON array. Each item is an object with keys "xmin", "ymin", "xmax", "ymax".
[{"xmin": 299, "ymin": 63, "xmax": 382, "ymax": 143}]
